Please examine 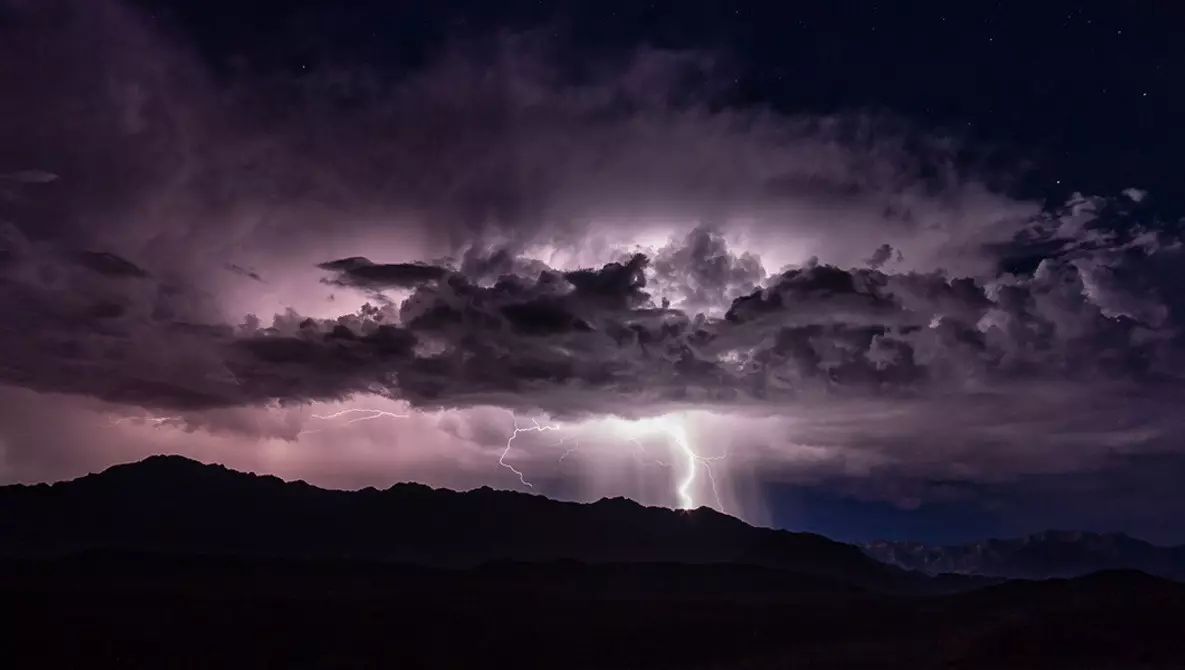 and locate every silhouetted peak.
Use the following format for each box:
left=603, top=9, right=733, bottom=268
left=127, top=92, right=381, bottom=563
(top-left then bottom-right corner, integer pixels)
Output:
left=87, top=456, right=294, bottom=496
left=99, top=454, right=228, bottom=480
left=120, top=454, right=209, bottom=469
left=385, top=482, right=437, bottom=494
